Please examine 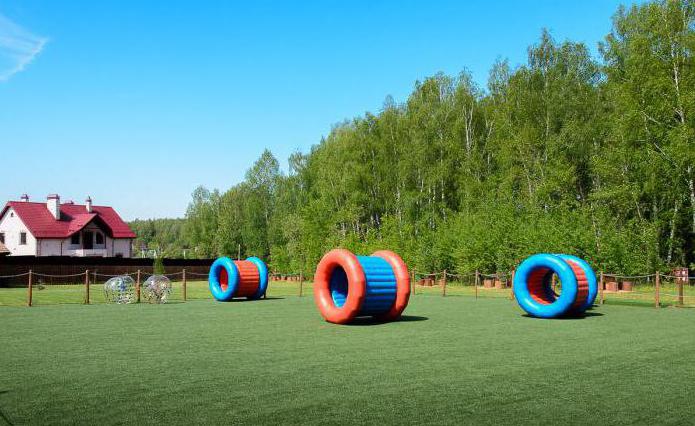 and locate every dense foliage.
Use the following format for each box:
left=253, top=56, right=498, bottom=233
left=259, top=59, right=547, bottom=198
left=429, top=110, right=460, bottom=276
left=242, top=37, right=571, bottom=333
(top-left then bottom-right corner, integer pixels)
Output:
left=129, top=218, right=188, bottom=258
left=166, top=1, right=695, bottom=274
